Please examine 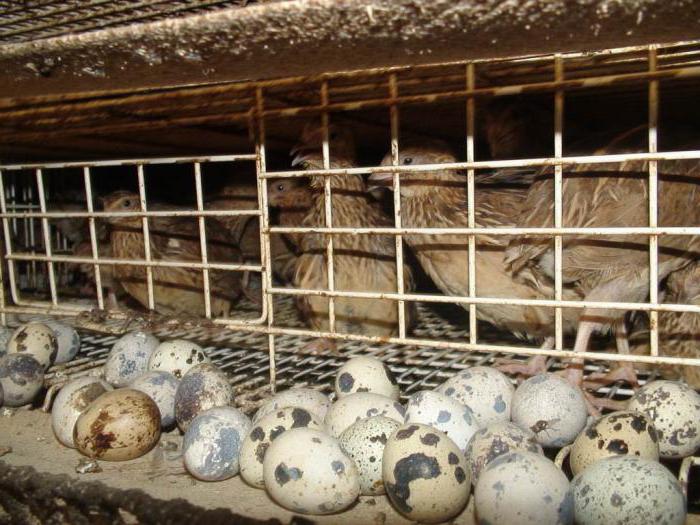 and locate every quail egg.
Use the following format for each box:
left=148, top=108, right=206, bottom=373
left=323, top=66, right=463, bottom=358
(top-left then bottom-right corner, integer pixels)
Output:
left=436, top=366, right=514, bottom=425
left=130, top=370, right=179, bottom=428
left=0, top=354, right=44, bottom=407
left=240, top=406, right=324, bottom=488
left=465, top=420, right=544, bottom=485
left=6, top=322, right=57, bottom=370
left=74, top=388, right=161, bottom=461
left=324, top=392, right=405, bottom=438
left=0, top=326, right=13, bottom=357
left=572, top=456, right=685, bottom=525
left=475, top=450, right=573, bottom=525
left=570, top=410, right=659, bottom=475
left=45, top=321, right=81, bottom=364
left=335, top=355, right=399, bottom=400
left=104, top=343, right=157, bottom=388
left=174, top=363, right=234, bottom=431
left=263, top=427, right=360, bottom=514
left=253, top=388, right=330, bottom=423
left=405, top=390, right=479, bottom=452
left=148, top=339, right=209, bottom=379
left=112, top=331, right=159, bottom=357
left=339, top=415, right=401, bottom=495
left=183, top=406, right=251, bottom=481
left=51, top=376, right=112, bottom=448
left=627, top=380, right=700, bottom=458
left=511, top=373, right=588, bottom=447
left=383, top=423, right=470, bottom=523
